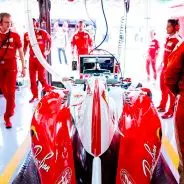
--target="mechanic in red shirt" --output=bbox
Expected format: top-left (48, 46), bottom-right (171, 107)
top-left (146, 31), bottom-right (160, 81)
top-left (165, 40), bottom-right (184, 184)
top-left (71, 20), bottom-right (93, 60)
top-left (157, 19), bottom-right (182, 119)
top-left (24, 18), bottom-right (52, 103)
top-left (0, 13), bottom-right (26, 128)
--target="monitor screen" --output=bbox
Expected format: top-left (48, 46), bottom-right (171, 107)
top-left (79, 55), bottom-right (115, 74)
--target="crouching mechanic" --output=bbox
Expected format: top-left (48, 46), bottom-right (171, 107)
top-left (24, 18), bottom-right (52, 103)
top-left (157, 19), bottom-right (182, 119)
top-left (0, 13), bottom-right (26, 128)
top-left (165, 40), bottom-right (184, 184)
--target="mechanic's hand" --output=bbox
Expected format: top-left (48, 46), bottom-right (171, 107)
top-left (21, 68), bottom-right (26, 77)
top-left (44, 50), bottom-right (50, 56)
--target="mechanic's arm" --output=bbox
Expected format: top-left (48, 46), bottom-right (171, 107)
top-left (18, 47), bottom-right (26, 77)
top-left (88, 34), bottom-right (93, 52)
top-left (71, 36), bottom-right (76, 56)
top-left (23, 34), bottom-right (28, 56)
top-left (45, 32), bottom-right (52, 55)
top-left (65, 32), bottom-right (68, 49)
top-left (165, 47), bottom-right (183, 95)
top-left (156, 41), bottom-right (160, 57)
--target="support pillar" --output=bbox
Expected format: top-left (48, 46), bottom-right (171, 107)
top-left (37, 0), bottom-right (52, 84)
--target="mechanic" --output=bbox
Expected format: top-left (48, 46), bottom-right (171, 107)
top-left (0, 12), bottom-right (26, 128)
top-left (146, 30), bottom-right (160, 81)
top-left (165, 39), bottom-right (184, 184)
top-left (157, 19), bottom-right (182, 119)
top-left (24, 18), bottom-right (52, 103)
top-left (71, 20), bottom-right (93, 61)
top-left (54, 21), bottom-right (68, 64)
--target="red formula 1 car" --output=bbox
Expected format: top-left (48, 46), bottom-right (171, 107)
top-left (13, 73), bottom-right (166, 184)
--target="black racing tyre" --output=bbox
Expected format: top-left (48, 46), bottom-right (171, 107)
top-left (151, 154), bottom-right (177, 184)
top-left (12, 152), bottom-right (40, 184)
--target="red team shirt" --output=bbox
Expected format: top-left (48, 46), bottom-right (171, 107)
top-left (24, 29), bottom-right (51, 58)
top-left (0, 30), bottom-right (22, 68)
top-left (148, 39), bottom-right (160, 58)
top-left (71, 31), bottom-right (93, 55)
top-left (163, 34), bottom-right (182, 68)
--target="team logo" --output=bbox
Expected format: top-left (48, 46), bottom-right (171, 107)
top-left (120, 169), bottom-right (135, 184)
top-left (102, 90), bottom-right (108, 105)
top-left (167, 41), bottom-right (173, 47)
top-left (57, 167), bottom-right (72, 184)
top-left (8, 38), bottom-right (13, 42)
top-left (37, 35), bottom-right (43, 39)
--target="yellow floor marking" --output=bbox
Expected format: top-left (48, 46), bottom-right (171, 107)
top-left (0, 135), bottom-right (30, 184)
top-left (162, 135), bottom-right (179, 170)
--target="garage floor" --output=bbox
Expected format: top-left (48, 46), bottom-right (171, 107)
top-left (0, 88), bottom-right (33, 183)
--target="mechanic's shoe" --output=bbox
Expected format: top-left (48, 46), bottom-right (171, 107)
top-left (4, 116), bottom-right (12, 129)
top-left (157, 106), bottom-right (165, 112)
top-left (161, 112), bottom-right (173, 119)
top-left (29, 96), bottom-right (38, 103)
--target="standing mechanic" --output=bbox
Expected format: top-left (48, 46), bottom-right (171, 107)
top-left (24, 18), bottom-right (52, 103)
top-left (146, 30), bottom-right (160, 81)
top-left (71, 20), bottom-right (93, 60)
top-left (0, 13), bottom-right (25, 128)
top-left (165, 40), bottom-right (184, 184)
top-left (55, 21), bottom-right (68, 64)
top-left (157, 19), bottom-right (182, 119)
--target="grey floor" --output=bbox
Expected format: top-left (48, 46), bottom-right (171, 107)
top-left (0, 87), bottom-right (34, 183)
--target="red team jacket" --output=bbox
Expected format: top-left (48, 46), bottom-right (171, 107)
top-left (165, 41), bottom-right (184, 95)
top-left (71, 31), bottom-right (93, 55)
top-left (148, 39), bottom-right (160, 58)
top-left (24, 29), bottom-right (51, 58)
top-left (163, 33), bottom-right (182, 69)
top-left (0, 30), bottom-right (22, 68)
